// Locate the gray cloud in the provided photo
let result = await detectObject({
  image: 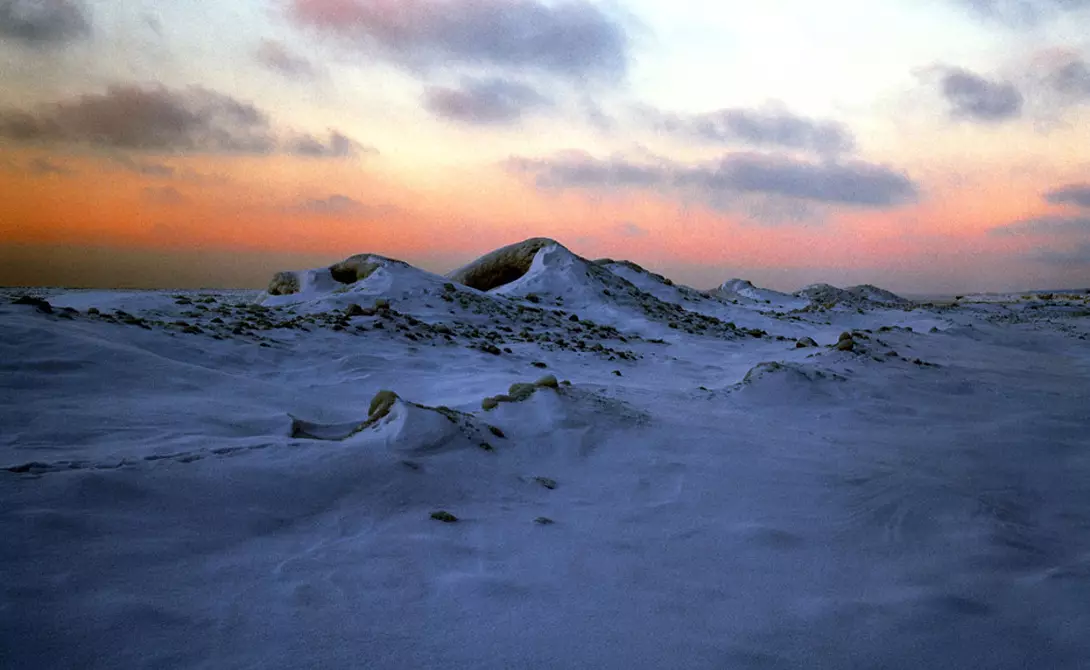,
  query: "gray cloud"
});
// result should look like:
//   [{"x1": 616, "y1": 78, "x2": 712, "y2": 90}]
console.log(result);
[
  {"x1": 1045, "y1": 183, "x2": 1090, "y2": 208},
  {"x1": 507, "y1": 151, "x2": 919, "y2": 209},
  {"x1": 141, "y1": 186, "x2": 188, "y2": 205},
  {"x1": 110, "y1": 154, "x2": 177, "y2": 177},
  {"x1": 940, "y1": 67, "x2": 1023, "y2": 122},
  {"x1": 256, "y1": 39, "x2": 316, "y2": 79},
  {"x1": 645, "y1": 106, "x2": 856, "y2": 156},
  {"x1": 617, "y1": 221, "x2": 647, "y2": 237},
  {"x1": 284, "y1": 130, "x2": 368, "y2": 158},
  {"x1": 288, "y1": 194, "x2": 376, "y2": 216},
  {"x1": 959, "y1": 0, "x2": 1090, "y2": 25},
  {"x1": 289, "y1": 0, "x2": 628, "y2": 82},
  {"x1": 0, "y1": 0, "x2": 90, "y2": 46},
  {"x1": 0, "y1": 84, "x2": 367, "y2": 157},
  {"x1": 424, "y1": 78, "x2": 550, "y2": 125},
  {"x1": 1048, "y1": 58, "x2": 1090, "y2": 101},
  {"x1": 990, "y1": 215, "x2": 1090, "y2": 235},
  {"x1": 27, "y1": 157, "x2": 73, "y2": 175},
  {"x1": 1032, "y1": 242, "x2": 1090, "y2": 266}
]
